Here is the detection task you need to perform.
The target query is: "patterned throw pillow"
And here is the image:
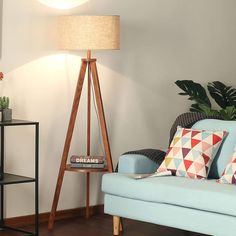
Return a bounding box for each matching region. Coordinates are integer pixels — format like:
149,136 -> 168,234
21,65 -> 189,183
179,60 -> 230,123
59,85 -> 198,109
157,126 -> 226,179
218,147 -> 236,184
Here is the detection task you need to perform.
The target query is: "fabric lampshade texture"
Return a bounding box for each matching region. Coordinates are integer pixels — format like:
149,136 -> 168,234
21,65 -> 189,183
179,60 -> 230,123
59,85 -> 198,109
58,15 -> 120,50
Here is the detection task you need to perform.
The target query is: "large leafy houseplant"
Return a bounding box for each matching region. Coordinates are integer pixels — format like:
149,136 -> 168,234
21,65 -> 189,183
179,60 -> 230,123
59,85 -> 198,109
175,80 -> 236,120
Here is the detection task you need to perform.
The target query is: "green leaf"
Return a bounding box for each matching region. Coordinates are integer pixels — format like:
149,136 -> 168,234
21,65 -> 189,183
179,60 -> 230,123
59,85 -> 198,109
219,106 -> 236,120
0,96 -> 9,109
189,103 -> 203,113
198,104 -> 220,116
207,81 -> 236,109
175,80 -> 211,108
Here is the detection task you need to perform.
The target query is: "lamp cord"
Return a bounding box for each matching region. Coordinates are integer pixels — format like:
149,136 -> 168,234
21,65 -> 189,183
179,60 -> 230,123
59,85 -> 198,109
90,74 -> 106,159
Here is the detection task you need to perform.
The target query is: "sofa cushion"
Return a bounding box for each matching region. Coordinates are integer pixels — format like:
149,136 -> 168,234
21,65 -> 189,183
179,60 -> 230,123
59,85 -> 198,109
157,126 -> 226,179
192,119 -> 236,179
119,154 -> 159,174
102,173 -> 236,217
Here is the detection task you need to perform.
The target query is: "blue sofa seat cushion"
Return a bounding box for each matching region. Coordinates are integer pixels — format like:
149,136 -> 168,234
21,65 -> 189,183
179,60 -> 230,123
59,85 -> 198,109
102,173 -> 236,217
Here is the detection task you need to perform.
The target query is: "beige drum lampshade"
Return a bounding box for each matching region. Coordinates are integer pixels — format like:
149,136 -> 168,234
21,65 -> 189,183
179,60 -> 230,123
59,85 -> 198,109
58,15 -> 120,50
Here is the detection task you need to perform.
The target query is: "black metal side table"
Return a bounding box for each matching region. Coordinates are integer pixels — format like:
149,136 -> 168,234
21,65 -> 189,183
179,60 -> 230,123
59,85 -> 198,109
0,119 -> 39,235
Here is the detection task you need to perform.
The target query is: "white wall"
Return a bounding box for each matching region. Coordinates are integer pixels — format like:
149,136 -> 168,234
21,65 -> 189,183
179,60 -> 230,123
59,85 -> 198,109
1,0 -> 236,217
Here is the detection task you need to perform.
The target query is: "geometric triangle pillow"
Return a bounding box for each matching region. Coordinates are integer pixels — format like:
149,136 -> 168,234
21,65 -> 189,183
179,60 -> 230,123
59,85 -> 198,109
218,147 -> 236,185
157,126 -> 227,179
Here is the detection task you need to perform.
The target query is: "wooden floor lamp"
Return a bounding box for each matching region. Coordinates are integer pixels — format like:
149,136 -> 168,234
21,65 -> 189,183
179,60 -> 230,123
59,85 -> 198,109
48,15 -> 120,230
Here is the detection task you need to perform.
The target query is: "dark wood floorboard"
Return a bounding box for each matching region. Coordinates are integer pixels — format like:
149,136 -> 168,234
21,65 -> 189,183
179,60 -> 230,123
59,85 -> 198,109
0,214 -> 208,236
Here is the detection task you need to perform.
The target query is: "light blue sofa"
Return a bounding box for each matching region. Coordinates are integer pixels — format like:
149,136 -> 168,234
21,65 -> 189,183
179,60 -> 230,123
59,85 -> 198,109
102,119 -> 236,236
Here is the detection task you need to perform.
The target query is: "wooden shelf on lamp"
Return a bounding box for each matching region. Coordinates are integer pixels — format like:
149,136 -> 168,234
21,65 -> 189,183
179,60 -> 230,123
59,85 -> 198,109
65,164 -> 109,173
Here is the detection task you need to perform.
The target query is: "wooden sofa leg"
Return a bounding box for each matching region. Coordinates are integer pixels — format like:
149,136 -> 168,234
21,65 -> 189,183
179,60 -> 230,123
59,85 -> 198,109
113,216 -> 120,235
120,220 -> 123,232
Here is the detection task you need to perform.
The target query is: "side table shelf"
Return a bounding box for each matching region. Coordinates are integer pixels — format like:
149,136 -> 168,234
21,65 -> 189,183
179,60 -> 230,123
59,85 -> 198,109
0,119 -> 39,236
0,173 -> 35,185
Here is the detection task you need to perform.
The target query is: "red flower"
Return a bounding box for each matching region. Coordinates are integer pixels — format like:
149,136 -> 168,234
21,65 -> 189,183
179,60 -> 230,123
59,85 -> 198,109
0,72 -> 3,81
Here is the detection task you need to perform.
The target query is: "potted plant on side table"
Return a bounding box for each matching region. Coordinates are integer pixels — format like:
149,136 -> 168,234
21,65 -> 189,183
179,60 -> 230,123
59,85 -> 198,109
0,96 -> 12,122
0,96 -> 12,180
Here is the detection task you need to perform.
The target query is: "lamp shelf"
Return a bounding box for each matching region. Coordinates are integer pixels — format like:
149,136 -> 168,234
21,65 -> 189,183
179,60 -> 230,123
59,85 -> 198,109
65,164 -> 108,173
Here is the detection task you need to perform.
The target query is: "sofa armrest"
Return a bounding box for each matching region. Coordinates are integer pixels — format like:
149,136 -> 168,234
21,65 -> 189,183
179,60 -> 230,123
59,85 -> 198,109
118,154 -> 159,174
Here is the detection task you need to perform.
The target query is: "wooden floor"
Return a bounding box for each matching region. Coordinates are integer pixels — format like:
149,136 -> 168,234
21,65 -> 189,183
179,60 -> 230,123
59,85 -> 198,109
1,214 -> 208,236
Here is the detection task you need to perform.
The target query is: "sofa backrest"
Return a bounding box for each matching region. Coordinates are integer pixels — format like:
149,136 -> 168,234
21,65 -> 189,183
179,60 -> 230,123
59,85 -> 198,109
192,119 -> 236,179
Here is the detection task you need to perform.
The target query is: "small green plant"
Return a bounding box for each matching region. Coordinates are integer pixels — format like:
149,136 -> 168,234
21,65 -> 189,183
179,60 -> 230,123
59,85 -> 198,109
0,96 -> 10,110
175,80 -> 236,120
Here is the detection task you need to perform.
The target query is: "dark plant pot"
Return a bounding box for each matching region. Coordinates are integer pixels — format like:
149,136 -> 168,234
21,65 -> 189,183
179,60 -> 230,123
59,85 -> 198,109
2,108 -> 12,122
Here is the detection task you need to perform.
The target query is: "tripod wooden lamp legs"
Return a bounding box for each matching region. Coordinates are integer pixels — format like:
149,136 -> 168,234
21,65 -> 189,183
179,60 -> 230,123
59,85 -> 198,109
48,53 -> 113,230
